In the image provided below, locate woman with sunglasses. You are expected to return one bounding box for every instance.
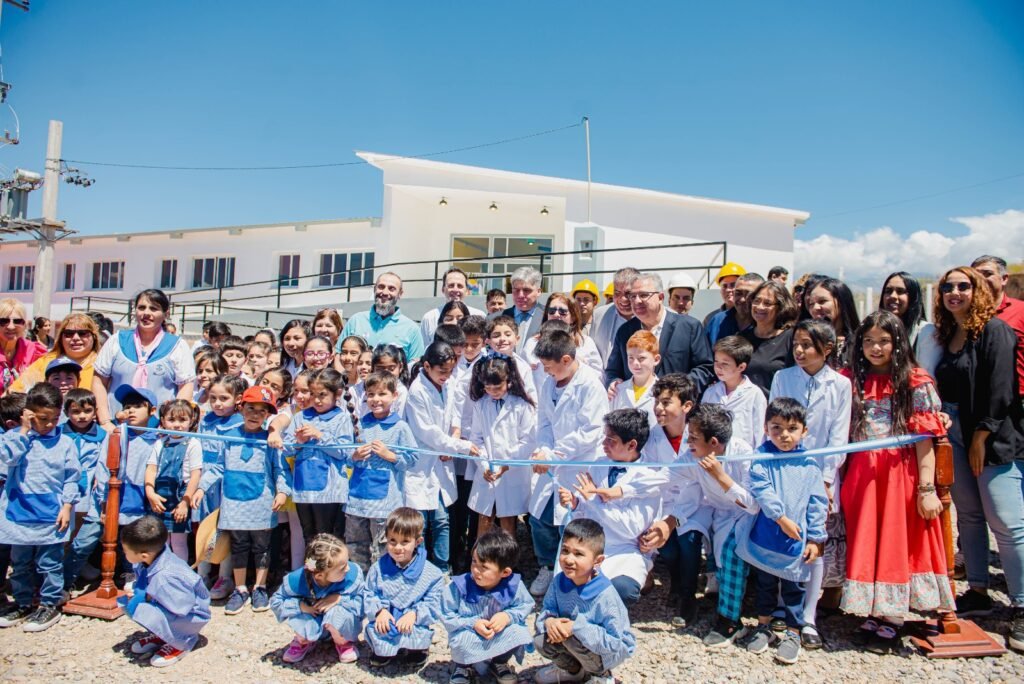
[0,298,47,393]
[8,313,102,393]
[522,293,603,377]
[933,266,1024,650]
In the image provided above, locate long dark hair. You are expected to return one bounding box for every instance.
[879,271,925,334]
[806,277,860,343]
[849,310,917,440]
[410,341,457,384]
[372,344,410,387]
[469,355,535,407]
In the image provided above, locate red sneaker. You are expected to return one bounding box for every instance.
[150,643,188,667]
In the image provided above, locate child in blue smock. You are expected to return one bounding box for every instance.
[534,519,636,684]
[120,516,211,668]
[0,384,80,633]
[442,530,534,684]
[271,533,364,665]
[365,507,445,669]
[145,399,202,561]
[196,386,290,615]
[113,385,160,527]
[345,371,417,571]
[283,368,355,546]
[0,393,28,598]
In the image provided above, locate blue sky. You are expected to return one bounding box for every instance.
[2,1,1023,248]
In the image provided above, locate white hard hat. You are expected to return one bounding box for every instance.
[667,272,697,292]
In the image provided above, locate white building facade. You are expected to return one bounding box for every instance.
[0,153,809,332]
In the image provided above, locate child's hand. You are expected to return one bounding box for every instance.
[596,486,623,503]
[917,491,943,520]
[172,501,188,523]
[55,504,72,532]
[191,489,205,510]
[573,473,599,501]
[146,489,167,514]
[467,444,481,457]
[824,483,834,514]
[776,515,801,541]
[531,450,550,475]
[352,444,373,461]
[639,519,674,553]
[803,541,823,563]
[313,593,341,614]
[267,433,284,450]
[295,425,322,444]
[698,453,725,478]
[299,601,318,615]
[473,618,495,639]
[486,611,510,634]
[374,609,394,635]
[395,611,416,634]
[558,487,576,509]
[370,440,396,462]
[19,408,34,434]
[545,617,574,643]
[606,379,622,400]
[271,492,287,512]
[482,466,507,483]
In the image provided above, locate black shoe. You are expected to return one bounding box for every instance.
[22,604,62,633]
[864,622,901,655]
[801,625,824,650]
[402,649,428,668]
[955,589,993,617]
[1009,607,1024,653]
[702,615,743,648]
[671,595,699,628]
[0,604,34,628]
[369,653,396,667]
[769,615,788,632]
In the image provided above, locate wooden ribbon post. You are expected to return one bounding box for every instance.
[910,436,1005,657]
[63,427,126,620]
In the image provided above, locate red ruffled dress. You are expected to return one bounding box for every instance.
[839,367,955,618]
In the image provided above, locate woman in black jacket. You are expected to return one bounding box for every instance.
[934,266,1024,650]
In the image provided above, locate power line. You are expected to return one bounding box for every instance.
[818,170,1024,219]
[59,120,585,172]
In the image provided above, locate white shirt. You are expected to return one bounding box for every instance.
[700,376,767,451]
[93,334,196,385]
[147,437,203,482]
[419,303,487,347]
[641,308,668,342]
[591,304,631,365]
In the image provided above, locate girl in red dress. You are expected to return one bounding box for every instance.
[840,310,954,654]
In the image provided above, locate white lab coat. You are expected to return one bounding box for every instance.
[609,376,658,426]
[452,352,537,439]
[700,377,767,451]
[531,364,608,525]
[467,394,537,517]
[402,373,470,510]
[522,335,604,392]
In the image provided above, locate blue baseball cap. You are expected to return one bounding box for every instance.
[45,356,83,377]
[113,384,158,407]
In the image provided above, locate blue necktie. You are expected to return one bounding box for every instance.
[608,466,626,488]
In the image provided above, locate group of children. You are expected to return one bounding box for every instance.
[0,303,952,678]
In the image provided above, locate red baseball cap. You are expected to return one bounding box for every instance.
[241,385,277,413]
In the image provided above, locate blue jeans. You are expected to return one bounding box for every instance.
[529,496,561,570]
[421,494,450,572]
[947,405,1024,605]
[64,516,103,589]
[753,567,805,629]
[610,575,641,606]
[11,543,64,607]
[659,529,704,599]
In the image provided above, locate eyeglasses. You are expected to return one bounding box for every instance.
[0,318,25,326]
[627,292,657,302]
[546,307,570,316]
[61,329,94,339]
[304,350,332,359]
[613,290,631,300]
[751,298,777,308]
[939,282,972,294]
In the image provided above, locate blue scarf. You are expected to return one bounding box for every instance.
[451,573,521,608]
[360,411,400,429]
[379,546,426,580]
[556,570,612,601]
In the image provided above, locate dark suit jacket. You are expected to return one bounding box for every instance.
[605,309,715,393]
[488,304,545,352]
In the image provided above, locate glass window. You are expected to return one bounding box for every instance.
[159,259,177,290]
[6,265,34,292]
[90,261,124,290]
[59,263,76,291]
[191,257,235,289]
[450,235,554,292]
[278,254,300,288]
[317,252,374,288]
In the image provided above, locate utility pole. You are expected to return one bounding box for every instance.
[32,119,61,317]
[583,116,592,224]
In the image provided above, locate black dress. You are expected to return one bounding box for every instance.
[739,327,795,397]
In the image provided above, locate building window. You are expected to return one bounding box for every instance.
[191,257,235,289]
[59,263,76,291]
[278,254,300,288]
[159,259,178,290]
[6,265,34,292]
[451,235,553,292]
[90,261,124,290]
[318,251,375,288]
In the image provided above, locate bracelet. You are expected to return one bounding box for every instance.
[917,484,936,494]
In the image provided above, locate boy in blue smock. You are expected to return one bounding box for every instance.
[534,518,635,684]
[0,392,28,601]
[0,384,81,632]
[442,530,534,684]
[734,397,828,665]
[119,515,211,668]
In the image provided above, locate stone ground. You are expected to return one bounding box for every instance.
[2,522,1022,683]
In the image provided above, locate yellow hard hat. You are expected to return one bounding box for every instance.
[571,279,600,299]
[715,262,747,284]
[604,283,614,297]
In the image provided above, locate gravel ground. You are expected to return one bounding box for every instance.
[2,527,1022,683]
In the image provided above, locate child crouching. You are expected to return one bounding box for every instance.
[442,530,534,684]
[534,519,635,684]
[120,516,211,667]
[364,507,445,669]
[270,533,364,664]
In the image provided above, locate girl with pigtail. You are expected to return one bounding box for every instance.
[466,354,537,539]
[270,533,365,665]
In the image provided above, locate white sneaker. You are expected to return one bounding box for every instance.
[533,663,588,683]
[209,576,235,601]
[704,573,719,595]
[530,567,554,597]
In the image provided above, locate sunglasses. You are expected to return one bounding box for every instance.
[62,329,94,339]
[0,318,26,326]
[939,282,972,294]
[546,307,570,316]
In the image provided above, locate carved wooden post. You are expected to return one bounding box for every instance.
[63,427,126,619]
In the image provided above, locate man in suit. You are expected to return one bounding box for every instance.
[605,272,715,393]
[590,267,640,366]
[489,265,544,353]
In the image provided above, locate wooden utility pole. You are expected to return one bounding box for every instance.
[32,119,61,317]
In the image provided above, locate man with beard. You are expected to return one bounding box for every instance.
[339,271,425,362]
[418,267,486,346]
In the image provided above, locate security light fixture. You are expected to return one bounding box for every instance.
[439,197,448,207]
[489,202,498,212]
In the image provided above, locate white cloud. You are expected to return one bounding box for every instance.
[794,209,1024,286]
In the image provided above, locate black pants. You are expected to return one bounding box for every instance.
[295,503,343,545]
[449,476,478,574]
[228,529,273,570]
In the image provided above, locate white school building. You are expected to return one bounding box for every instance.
[0,152,809,333]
